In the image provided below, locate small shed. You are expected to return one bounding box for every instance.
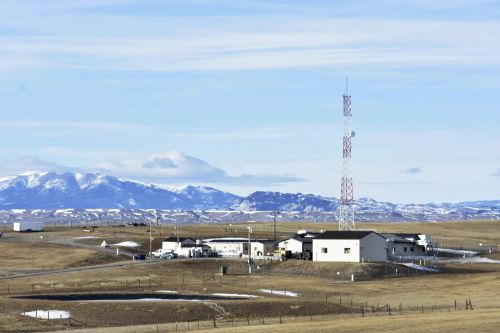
[162,237,195,251]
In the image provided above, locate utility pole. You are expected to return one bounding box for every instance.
[247,226,252,274]
[270,211,280,240]
[149,218,153,260]
[339,77,356,231]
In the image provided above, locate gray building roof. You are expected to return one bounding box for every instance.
[314,231,377,240]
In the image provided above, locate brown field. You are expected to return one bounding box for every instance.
[0,220,498,332]
[0,239,117,275]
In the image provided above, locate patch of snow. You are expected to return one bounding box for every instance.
[72,236,98,239]
[22,310,70,319]
[259,289,300,297]
[434,248,479,256]
[447,257,500,264]
[212,293,258,298]
[155,290,178,293]
[113,241,140,247]
[86,298,201,303]
[401,263,439,272]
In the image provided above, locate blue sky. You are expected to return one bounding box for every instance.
[0,0,499,203]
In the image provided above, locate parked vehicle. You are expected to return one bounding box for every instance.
[160,252,178,260]
[152,248,173,258]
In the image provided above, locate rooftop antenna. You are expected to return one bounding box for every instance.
[338,76,355,231]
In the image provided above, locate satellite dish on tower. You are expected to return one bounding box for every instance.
[351,131,356,138]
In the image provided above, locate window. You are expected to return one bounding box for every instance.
[410,247,414,252]
[403,247,407,252]
[344,248,351,254]
[321,247,328,254]
[392,246,396,254]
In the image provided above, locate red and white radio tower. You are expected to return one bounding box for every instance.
[339,78,355,231]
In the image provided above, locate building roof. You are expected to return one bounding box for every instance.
[314,231,377,240]
[380,233,413,243]
[279,237,313,243]
[181,244,210,248]
[164,237,194,242]
[393,233,421,240]
[204,238,248,243]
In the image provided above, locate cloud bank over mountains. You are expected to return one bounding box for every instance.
[1,151,304,187]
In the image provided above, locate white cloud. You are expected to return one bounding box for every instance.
[492,168,500,177]
[0,156,77,176]
[0,12,499,72]
[94,151,305,186]
[0,151,304,186]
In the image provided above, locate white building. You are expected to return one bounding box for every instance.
[175,244,215,258]
[250,240,276,258]
[13,221,43,232]
[278,231,319,259]
[203,238,249,257]
[162,237,196,251]
[382,233,433,258]
[313,231,387,263]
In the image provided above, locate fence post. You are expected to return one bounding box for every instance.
[454,300,457,310]
[469,299,473,310]
[361,306,364,317]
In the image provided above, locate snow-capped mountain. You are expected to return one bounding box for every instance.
[0,172,239,210]
[232,191,339,212]
[0,172,499,222]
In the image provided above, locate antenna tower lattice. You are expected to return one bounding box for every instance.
[339,79,355,231]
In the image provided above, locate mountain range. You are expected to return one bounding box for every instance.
[0,172,499,223]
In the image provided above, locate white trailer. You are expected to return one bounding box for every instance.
[13,221,43,232]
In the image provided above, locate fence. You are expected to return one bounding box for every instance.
[0,296,475,332]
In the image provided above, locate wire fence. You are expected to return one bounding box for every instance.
[0,296,475,332]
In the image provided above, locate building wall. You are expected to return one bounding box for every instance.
[162,239,195,250]
[162,241,180,250]
[205,241,246,256]
[251,242,276,257]
[389,242,426,257]
[279,238,304,254]
[359,233,388,262]
[313,239,360,262]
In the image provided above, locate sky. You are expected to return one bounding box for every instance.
[0,0,499,203]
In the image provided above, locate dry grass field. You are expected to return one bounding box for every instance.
[0,239,117,276]
[0,220,498,332]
